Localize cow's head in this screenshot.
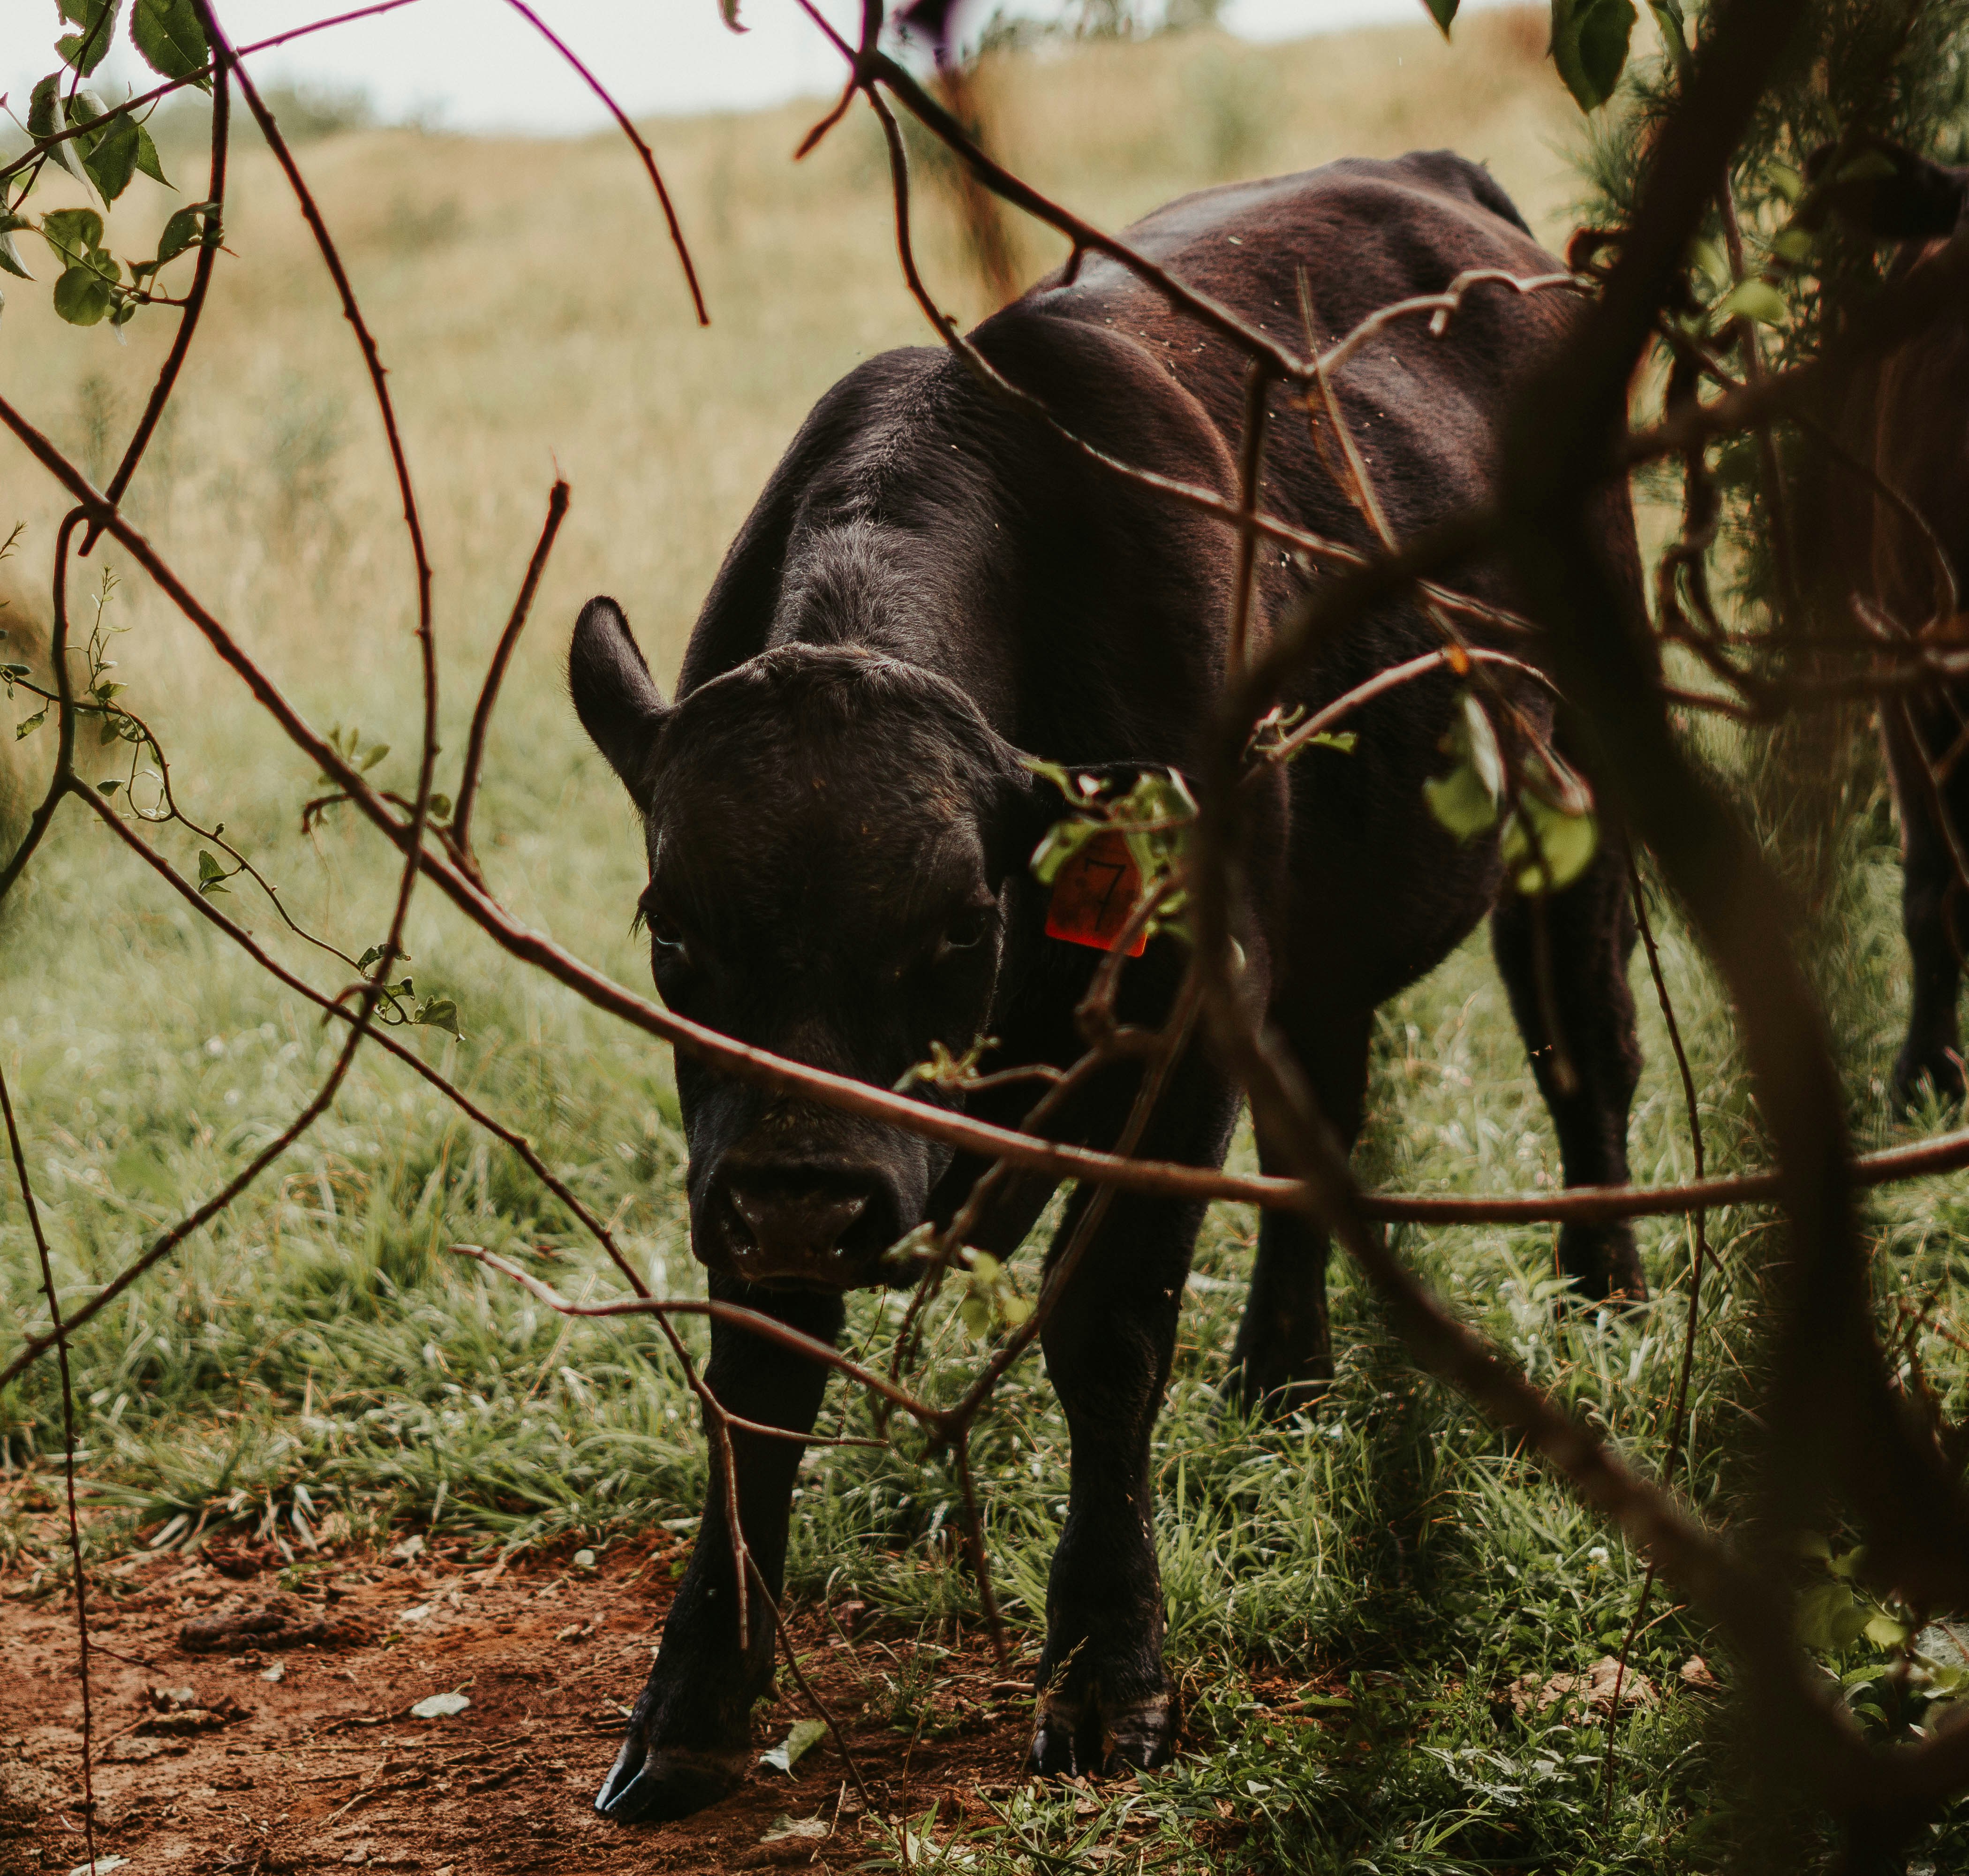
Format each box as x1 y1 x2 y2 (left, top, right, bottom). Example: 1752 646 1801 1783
570 596 1057 1293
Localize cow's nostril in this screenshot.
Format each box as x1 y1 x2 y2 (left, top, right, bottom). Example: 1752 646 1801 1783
727 1186 869 1261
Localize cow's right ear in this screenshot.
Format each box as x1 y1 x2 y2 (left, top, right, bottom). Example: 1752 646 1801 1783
570 595 671 813
1806 136 1969 241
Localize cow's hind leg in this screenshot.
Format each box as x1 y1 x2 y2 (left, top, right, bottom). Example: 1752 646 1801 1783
1027 1061 1239 1780
596 1278 843 1824
1227 1006 1372 1417
1886 704 1969 1110
1490 831 1645 1302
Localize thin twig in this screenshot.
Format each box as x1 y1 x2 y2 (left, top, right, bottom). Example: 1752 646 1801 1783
0 1061 95 1875
498 0 708 325
450 478 570 879
1602 855 1715 1802
83 58 230 555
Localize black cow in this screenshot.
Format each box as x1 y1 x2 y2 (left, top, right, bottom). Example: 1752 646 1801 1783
1809 138 1969 1109
570 151 1649 1823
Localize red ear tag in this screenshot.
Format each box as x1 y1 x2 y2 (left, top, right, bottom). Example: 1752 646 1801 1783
1044 831 1149 956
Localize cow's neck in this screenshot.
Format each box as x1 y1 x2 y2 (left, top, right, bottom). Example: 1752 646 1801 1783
766 519 1016 732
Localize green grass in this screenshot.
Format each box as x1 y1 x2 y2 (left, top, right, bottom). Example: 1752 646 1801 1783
4 10 1969 1869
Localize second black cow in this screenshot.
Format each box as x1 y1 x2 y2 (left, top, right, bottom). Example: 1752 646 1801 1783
1810 137 1969 1109
570 151 1650 1823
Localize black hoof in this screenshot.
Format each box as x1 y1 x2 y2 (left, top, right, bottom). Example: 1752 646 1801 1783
1025 1689 1175 1778
1556 1222 1647 1307
1893 1046 1966 1116
595 1736 747 1823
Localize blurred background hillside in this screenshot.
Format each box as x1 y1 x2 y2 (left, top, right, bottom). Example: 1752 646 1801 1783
0 5 1583 991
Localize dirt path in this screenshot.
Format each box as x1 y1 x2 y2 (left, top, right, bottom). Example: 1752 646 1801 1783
1 1537 1035 1874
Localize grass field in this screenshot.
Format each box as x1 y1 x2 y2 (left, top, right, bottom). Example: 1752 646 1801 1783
4 8 1969 1870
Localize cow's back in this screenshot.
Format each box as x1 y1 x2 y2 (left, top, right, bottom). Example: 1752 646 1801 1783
1009 153 1577 557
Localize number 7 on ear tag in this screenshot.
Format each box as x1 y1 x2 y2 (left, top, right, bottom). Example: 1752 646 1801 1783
1044 831 1150 956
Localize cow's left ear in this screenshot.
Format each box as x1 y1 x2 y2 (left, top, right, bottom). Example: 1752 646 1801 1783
1806 135 1969 241
570 596 671 813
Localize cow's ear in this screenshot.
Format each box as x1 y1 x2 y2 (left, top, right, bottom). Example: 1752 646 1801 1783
1807 136 1969 241
570 596 671 812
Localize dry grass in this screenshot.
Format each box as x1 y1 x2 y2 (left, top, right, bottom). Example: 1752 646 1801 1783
2 7 1577 697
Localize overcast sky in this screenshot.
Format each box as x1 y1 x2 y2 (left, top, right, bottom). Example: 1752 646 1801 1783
8 0 1524 137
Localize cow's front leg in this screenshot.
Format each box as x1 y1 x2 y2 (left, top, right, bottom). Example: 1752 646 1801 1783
596 1275 844 1824
1025 1173 1219 1778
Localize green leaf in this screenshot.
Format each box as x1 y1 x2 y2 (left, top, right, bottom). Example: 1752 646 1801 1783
413 997 460 1038
153 201 216 268
0 230 30 281
134 121 169 187
83 111 141 203
15 707 48 740
1550 0 1635 112
53 262 113 325
1647 0 1686 65
42 207 106 257
960 1291 993 1339
1424 691 1505 841
1502 796 1599 893
1029 815 1101 886
426 792 452 823
1796 1580 1865 1654
97 778 120 795
1021 755 1077 798
1863 1612 1910 1650
1767 161 1804 205
718 0 747 30
358 741 390 772
1422 0 1459 34
1423 764 1500 841
1457 693 1502 799
130 0 211 83
57 0 124 78
1770 227 1815 265
1303 730 1357 755
196 849 233 894
28 75 63 142
1715 279 1789 327
1834 149 1900 186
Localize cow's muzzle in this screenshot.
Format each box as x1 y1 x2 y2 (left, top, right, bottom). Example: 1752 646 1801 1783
703 1159 900 1289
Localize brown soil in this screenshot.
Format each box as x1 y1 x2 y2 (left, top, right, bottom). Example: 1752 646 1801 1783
0 1537 1041 1875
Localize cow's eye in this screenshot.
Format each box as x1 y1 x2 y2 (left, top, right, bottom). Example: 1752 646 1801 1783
941 905 993 955
636 893 690 963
